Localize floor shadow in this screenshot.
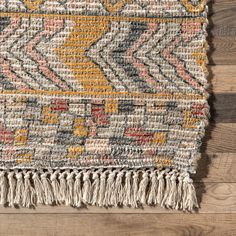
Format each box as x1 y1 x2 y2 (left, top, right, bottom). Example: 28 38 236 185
193 0 218 210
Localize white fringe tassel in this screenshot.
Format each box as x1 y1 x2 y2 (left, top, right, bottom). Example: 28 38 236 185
0 169 198 211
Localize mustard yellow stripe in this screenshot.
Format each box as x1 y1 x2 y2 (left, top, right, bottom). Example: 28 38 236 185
0 89 207 100
0 12 208 23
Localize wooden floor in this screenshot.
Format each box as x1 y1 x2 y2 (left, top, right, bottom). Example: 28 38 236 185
1 1 236 235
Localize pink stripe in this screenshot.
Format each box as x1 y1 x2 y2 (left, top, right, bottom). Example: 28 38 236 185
161 37 204 92
0 57 29 89
25 18 70 90
0 17 20 43
0 17 27 89
126 23 160 89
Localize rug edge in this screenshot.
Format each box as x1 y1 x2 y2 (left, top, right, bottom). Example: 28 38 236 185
0 168 198 212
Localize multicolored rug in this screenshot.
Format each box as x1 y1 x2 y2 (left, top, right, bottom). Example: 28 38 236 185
0 0 209 211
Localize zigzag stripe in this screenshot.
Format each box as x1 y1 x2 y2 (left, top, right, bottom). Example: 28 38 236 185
87 20 207 94
7 18 47 90
87 21 143 92
24 18 72 90
172 22 207 87
0 17 29 89
113 22 154 93
161 37 205 93
101 22 140 92
88 21 155 93
135 23 170 90
36 19 84 91
86 21 126 91
144 22 189 93
0 16 208 94
100 22 131 91
0 17 80 91
160 22 207 93
126 23 160 91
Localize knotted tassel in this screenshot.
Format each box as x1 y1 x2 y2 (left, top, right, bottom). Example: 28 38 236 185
131 171 139 208
113 171 124 206
32 171 44 205
182 173 198 211
137 171 149 205
7 171 16 207
50 170 60 204
22 171 36 208
82 170 92 204
175 174 184 210
156 170 165 205
98 170 107 207
166 172 177 208
123 171 132 207
147 170 158 205
65 171 75 206
161 172 171 208
14 171 24 206
0 171 7 205
104 170 116 206
74 171 82 208
91 171 100 206
58 171 67 204
41 172 54 205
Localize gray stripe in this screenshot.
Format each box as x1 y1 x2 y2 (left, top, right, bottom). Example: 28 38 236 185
112 21 154 93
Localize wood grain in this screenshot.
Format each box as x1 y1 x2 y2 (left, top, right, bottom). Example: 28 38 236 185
0 214 235 236
210 65 236 93
209 0 236 64
194 153 236 182
210 94 236 123
208 65 236 122
203 123 236 153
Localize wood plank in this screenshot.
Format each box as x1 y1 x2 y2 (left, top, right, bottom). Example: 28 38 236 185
209 0 236 64
210 65 236 93
210 37 236 65
207 65 236 122
194 153 236 182
203 123 236 153
0 214 235 236
196 182 236 213
0 183 235 214
208 93 236 123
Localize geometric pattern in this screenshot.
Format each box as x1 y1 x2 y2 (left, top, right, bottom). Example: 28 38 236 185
0 0 209 175
0 94 208 173
0 0 207 17
0 16 208 95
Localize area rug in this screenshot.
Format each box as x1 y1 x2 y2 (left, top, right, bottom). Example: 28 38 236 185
0 0 209 211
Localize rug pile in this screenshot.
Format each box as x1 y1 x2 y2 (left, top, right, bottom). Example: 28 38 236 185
0 0 209 211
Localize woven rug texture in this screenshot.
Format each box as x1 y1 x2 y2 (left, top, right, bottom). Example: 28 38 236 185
0 0 209 211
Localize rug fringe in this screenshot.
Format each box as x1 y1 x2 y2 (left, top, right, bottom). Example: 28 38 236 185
0 169 198 211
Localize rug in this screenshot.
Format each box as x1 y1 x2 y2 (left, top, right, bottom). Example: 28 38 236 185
0 0 209 211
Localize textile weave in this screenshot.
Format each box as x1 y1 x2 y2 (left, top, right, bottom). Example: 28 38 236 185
0 0 209 211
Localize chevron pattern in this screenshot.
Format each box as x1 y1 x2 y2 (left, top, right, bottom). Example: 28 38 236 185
55 18 113 92
0 16 83 91
87 21 207 94
0 16 208 95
